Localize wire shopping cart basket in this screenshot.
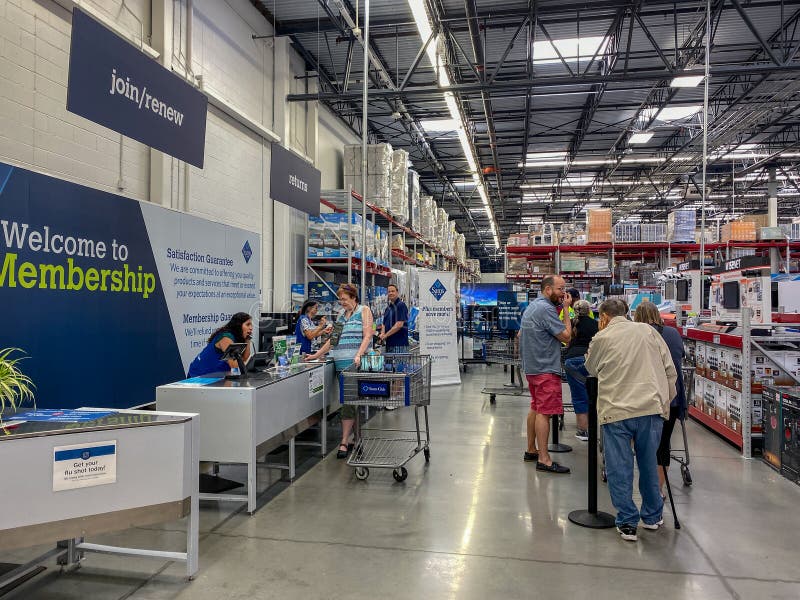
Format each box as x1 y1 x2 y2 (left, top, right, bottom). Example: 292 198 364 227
481 336 524 404
339 353 431 482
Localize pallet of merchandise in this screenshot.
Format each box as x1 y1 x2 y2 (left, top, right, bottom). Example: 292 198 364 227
587 208 612 243
721 221 756 242
667 209 696 242
640 223 667 242
560 254 586 272
613 222 640 243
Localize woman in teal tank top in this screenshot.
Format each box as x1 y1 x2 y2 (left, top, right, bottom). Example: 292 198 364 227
306 283 374 458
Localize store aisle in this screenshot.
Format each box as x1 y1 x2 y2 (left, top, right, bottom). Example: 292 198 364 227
5 366 800 600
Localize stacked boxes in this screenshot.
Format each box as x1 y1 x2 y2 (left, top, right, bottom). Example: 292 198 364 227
561 254 586 272
614 222 640 243
586 256 610 274
436 207 448 249
507 234 529 246
308 213 363 258
343 143 393 209
507 257 529 275
529 223 557 245
420 195 436 242
721 221 757 242
389 149 409 224
640 223 667 242
587 208 612 243
667 209 696 242
560 223 586 245
408 170 420 230
456 233 466 263
759 226 784 240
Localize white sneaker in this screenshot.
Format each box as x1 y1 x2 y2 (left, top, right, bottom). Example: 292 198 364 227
641 519 664 530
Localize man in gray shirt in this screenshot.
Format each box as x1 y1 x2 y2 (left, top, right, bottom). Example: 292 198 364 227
520 274 573 474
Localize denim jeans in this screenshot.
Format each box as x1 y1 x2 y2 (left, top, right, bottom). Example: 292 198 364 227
563 356 589 414
386 345 409 354
602 414 664 527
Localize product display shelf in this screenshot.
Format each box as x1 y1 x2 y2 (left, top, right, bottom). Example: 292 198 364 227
307 256 391 278
682 315 800 458
320 189 476 276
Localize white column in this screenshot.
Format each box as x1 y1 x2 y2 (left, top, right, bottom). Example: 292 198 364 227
149 0 175 208
768 166 780 271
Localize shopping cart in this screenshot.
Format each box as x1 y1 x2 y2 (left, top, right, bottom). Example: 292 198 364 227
339 354 431 482
481 336 524 404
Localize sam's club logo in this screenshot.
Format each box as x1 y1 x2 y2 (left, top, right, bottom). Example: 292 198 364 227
242 240 253 263
429 278 447 301
81 450 91 460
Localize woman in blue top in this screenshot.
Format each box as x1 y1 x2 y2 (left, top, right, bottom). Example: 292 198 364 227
295 300 329 355
187 312 254 377
634 301 686 497
306 283 374 458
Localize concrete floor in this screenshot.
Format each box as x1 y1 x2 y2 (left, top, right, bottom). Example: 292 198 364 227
4 365 800 599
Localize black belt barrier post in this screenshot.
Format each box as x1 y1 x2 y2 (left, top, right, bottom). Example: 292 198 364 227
548 414 572 453
569 376 615 528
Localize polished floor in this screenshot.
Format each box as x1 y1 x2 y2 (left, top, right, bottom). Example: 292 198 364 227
4 365 800 599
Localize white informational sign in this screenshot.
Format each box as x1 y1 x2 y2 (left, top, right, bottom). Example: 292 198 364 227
309 367 324 397
418 271 461 386
53 440 117 492
140 205 262 374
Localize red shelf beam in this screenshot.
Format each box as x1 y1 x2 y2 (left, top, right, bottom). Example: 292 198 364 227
688 406 743 448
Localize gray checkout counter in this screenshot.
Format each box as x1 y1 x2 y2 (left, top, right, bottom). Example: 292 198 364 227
0 409 200 587
157 360 338 514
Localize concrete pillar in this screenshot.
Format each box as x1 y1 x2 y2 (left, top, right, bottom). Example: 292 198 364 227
305 70 319 166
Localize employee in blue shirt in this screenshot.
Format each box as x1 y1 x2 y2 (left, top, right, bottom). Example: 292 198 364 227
295 300 329 354
379 284 409 353
187 312 253 377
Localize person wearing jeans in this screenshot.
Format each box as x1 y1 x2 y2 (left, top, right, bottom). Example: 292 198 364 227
563 300 598 440
585 299 677 541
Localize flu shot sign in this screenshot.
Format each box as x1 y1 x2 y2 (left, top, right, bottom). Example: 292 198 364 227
53 440 117 492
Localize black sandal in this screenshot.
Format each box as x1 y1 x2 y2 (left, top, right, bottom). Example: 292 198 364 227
336 444 349 459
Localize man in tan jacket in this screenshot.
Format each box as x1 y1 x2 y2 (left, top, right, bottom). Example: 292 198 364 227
585 299 677 542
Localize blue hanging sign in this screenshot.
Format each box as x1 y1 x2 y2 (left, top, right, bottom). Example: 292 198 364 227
66 8 208 168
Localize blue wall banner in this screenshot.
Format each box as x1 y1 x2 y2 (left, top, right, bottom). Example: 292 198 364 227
270 145 321 216
0 161 260 410
66 8 208 168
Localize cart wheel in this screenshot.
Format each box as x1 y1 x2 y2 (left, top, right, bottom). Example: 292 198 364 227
354 467 369 481
393 467 408 482
423 448 431 462
681 465 693 486
489 395 496 405
601 468 607 483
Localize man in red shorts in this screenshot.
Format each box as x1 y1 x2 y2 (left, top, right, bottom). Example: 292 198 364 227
520 274 572 473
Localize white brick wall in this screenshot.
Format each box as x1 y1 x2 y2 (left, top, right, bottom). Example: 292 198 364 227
0 0 357 313
318 105 360 189
0 0 150 199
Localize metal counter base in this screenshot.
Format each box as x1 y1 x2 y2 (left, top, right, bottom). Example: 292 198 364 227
0 409 200 589
157 361 337 514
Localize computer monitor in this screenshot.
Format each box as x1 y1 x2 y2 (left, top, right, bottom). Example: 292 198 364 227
609 284 625 296
722 281 740 309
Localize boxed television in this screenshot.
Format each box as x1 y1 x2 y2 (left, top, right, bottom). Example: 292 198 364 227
703 379 717 418
716 385 729 425
693 374 705 410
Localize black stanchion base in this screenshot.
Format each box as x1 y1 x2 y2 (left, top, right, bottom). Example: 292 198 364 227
548 443 573 453
568 510 616 529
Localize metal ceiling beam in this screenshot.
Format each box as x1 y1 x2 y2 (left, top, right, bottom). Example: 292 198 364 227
286 62 800 101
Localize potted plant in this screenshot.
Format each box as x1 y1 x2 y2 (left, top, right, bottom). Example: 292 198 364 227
0 348 35 423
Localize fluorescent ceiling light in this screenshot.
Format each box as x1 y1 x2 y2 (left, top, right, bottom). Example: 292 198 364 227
420 118 461 132
619 156 666 164
532 36 609 65
628 132 654 144
670 75 705 88
646 105 702 122
526 151 567 162
408 0 499 248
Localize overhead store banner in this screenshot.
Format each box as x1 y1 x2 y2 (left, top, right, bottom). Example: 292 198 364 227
0 161 260 410
418 271 461 386
66 8 208 168
270 144 321 216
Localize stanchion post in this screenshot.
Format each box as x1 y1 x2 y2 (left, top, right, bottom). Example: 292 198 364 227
548 414 572 453
569 376 615 528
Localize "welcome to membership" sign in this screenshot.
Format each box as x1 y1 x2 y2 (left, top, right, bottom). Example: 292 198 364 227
66 8 208 168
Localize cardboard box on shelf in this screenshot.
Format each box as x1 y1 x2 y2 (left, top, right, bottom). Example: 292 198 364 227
667 209 696 242
587 208 612 243
695 341 707 377
703 379 717 418
707 344 722 383
721 221 757 242
561 254 586 272
727 388 742 432
693 374 705 411
716 385 729 425
507 233 530 247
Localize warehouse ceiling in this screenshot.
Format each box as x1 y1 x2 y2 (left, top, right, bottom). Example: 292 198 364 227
254 0 800 268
